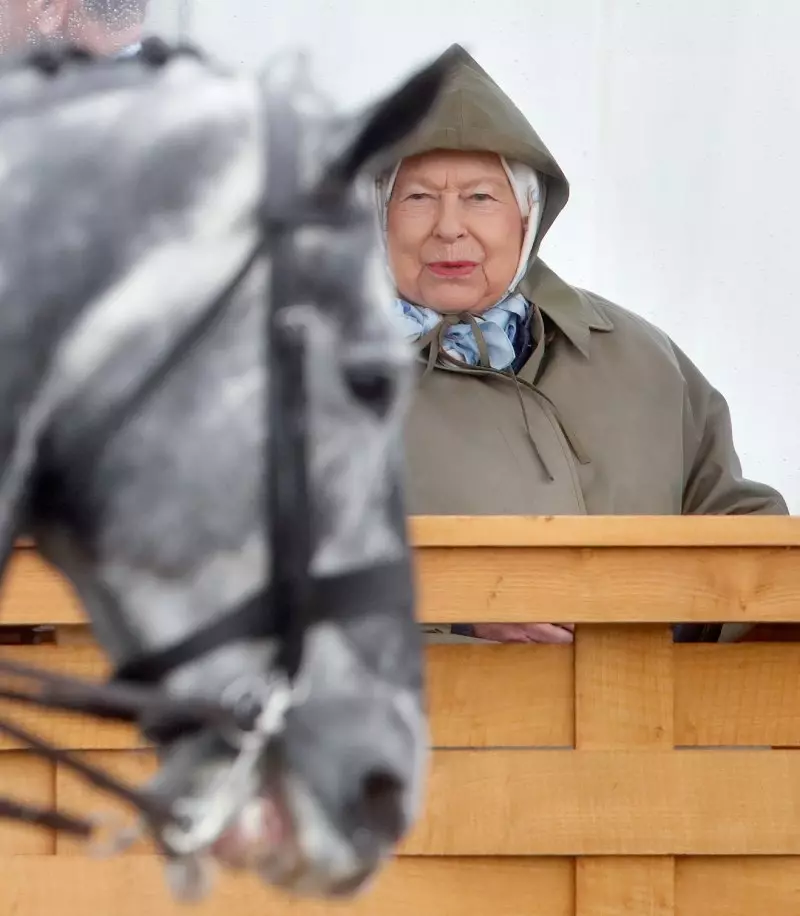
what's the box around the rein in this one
[0,38,412,869]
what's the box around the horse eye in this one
[344,364,396,417]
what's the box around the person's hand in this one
[470,623,574,644]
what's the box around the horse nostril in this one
[353,766,407,846]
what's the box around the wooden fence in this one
[2,515,800,915]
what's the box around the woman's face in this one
[386,150,524,315]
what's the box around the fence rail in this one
[2,516,800,915]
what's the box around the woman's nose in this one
[433,196,467,242]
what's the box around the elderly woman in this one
[379,45,787,645]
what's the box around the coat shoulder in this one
[579,288,681,360]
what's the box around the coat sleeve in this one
[673,343,788,516]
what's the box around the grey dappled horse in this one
[0,43,454,900]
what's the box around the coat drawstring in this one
[415,316,589,481]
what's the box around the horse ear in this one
[320,44,461,188]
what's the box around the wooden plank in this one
[53,747,800,858]
[574,625,673,750]
[0,646,141,750]
[18,638,800,751]
[14,640,800,752]
[415,546,800,623]
[410,515,800,547]
[55,625,99,646]
[675,645,800,746]
[427,644,573,747]
[0,551,84,624]
[0,856,573,916]
[574,626,675,914]
[0,753,54,854]
[0,642,573,750]
[676,858,800,915]
[10,642,800,755]
[19,516,800,555]
[10,542,800,626]
[55,750,158,855]
[401,748,800,856]
[576,858,674,915]
[17,517,800,552]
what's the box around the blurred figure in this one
[0,0,147,56]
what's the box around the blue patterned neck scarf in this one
[391,293,530,370]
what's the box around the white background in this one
[147,0,800,510]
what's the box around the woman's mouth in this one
[426,260,478,278]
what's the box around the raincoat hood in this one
[383,43,569,279]
[378,43,611,355]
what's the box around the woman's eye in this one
[470,193,494,202]
[405,192,431,201]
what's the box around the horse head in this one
[0,40,458,900]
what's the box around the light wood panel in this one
[7,524,800,915]
[0,550,84,624]
[8,640,800,750]
[426,644,573,747]
[574,625,675,915]
[0,752,54,855]
[574,625,673,750]
[20,744,800,859]
[415,545,800,623]
[577,858,674,916]
[676,858,800,915]
[0,642,575,750]
[401,748,800,855]
[19,515,800,556]
[675,644,800,746]
[0,856,574,916]
[6,852,800,915]
[55,750,157,855]
[11,539,800,626]
[0,645,140,751]
[410,514,800,547]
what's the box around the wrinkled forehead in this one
[392,149,511,191]
[375,150,543,235]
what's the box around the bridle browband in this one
[0,39,413,867]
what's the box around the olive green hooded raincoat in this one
[386,45,787,644]
[387,44,786,523]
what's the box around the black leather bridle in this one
[0,39,413,863]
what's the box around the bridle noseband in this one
[0,39,414,876]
